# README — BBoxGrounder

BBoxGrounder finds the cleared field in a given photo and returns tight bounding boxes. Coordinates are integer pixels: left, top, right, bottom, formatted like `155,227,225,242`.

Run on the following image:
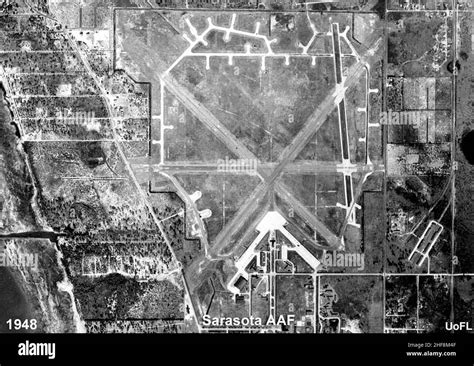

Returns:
170,55,336,162
174,173,260,245
320,275,383,333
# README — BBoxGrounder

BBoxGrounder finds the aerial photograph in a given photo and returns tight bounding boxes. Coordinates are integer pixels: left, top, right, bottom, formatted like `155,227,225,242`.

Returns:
0,0,473,362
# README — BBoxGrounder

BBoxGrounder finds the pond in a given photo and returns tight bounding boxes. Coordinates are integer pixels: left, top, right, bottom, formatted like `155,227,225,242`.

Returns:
461,130,474,165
